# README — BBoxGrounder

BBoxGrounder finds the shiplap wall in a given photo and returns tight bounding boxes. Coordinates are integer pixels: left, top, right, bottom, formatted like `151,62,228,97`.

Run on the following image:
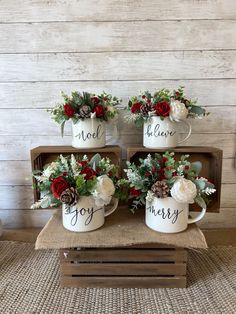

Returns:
0,0,236,228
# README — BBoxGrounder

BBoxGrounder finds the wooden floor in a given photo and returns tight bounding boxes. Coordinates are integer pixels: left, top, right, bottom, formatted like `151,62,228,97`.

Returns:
1,228,236,246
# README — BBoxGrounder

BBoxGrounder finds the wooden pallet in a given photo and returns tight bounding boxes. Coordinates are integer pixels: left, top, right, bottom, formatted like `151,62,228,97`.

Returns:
60,245,187,288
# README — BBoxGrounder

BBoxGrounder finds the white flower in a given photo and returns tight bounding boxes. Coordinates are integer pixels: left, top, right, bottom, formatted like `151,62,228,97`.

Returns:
146,190,155,203
170,177,197,204
92,175,115,207
169,100,188,121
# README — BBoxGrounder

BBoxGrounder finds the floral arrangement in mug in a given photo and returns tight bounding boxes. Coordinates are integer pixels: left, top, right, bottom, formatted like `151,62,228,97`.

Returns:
121,152,216,211
49,91,121,135
126,87,209,127
31,154,120,209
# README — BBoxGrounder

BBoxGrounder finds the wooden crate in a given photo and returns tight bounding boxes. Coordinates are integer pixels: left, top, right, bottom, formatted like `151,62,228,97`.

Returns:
31,145,121,202
60,245,187,288
127,146,223,213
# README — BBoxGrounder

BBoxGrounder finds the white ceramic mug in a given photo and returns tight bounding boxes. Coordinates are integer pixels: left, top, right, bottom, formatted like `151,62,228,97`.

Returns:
145,196,206,233
72,119,105,148
62,196,118,232
143,116,191,148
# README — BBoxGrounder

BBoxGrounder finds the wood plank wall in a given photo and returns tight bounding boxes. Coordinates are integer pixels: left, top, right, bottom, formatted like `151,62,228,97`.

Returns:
0,0,235,228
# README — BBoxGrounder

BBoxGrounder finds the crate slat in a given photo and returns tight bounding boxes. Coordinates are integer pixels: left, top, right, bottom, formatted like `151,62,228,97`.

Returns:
60,248,187,263
61,262,186,276
60,276,187,288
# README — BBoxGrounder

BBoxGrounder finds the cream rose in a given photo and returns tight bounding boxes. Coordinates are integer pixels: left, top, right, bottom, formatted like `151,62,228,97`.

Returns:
170,100,188,121
170,177,197,204
92,175,115,207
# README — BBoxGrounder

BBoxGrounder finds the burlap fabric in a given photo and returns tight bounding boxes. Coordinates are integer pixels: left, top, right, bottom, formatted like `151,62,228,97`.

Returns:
35,206,207,250
0,241,235,314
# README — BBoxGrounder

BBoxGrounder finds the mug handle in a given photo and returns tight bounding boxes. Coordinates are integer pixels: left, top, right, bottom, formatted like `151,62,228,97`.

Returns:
177,120,192,144
188,207,206,224
104,197,119,217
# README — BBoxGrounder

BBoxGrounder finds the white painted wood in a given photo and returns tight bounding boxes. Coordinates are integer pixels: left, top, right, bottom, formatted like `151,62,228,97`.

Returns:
1,80,236,109
1,183,235,210
0,208,234,229
0,209,56,228
0,133,234,161
0,0,235,229
0,158,234,186
0,0,235,22
0,20,235,53
0,51,235,82
0,107,234,135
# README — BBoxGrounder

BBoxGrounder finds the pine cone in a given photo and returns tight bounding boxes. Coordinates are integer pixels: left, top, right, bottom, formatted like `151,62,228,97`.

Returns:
151,181,170,198
140,102,153,116
60,187,78,206
79,105,91,118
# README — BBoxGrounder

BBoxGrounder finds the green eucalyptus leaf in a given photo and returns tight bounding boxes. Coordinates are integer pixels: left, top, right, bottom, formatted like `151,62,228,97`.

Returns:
89,153,101,169
194,195,206,209
190,161,202,175
194,179,206,190
189,105,206,116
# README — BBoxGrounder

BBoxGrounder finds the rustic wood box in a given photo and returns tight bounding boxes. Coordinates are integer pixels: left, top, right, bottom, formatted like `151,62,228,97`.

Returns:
127,146,223,213
31,145,121,202
60,245,187,288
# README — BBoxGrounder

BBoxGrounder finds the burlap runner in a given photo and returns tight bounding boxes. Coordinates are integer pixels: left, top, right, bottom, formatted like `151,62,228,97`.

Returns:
35,206,207,250
0,241,235,314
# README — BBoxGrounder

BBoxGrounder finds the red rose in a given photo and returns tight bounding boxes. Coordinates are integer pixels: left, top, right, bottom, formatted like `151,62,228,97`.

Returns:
64,103,75,118
93,105,105,118
130,187,141,197
80,167,96,180
142,95,146,99
51,176,70,199
131,102,141,113
173,171,177,176
154,101,170,117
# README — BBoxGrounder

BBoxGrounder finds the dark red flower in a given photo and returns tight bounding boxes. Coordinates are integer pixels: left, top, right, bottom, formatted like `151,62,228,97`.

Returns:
162,157,168,164
158,169,166,181
78,160,88,167
142,95,146,99
63,172,68,176
51,176,70,199
154,101,170,117
64,103,75,118
80,167,96,180
130,187,141,197
147,99,151,103
152,167,157,174
145,171,150,177
185,166,190,170
108,171,113,177
93,105,105,118
131,102,141,113
175,91,180,98
104,97,109,101
91,96,100,104
173,171,177,176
